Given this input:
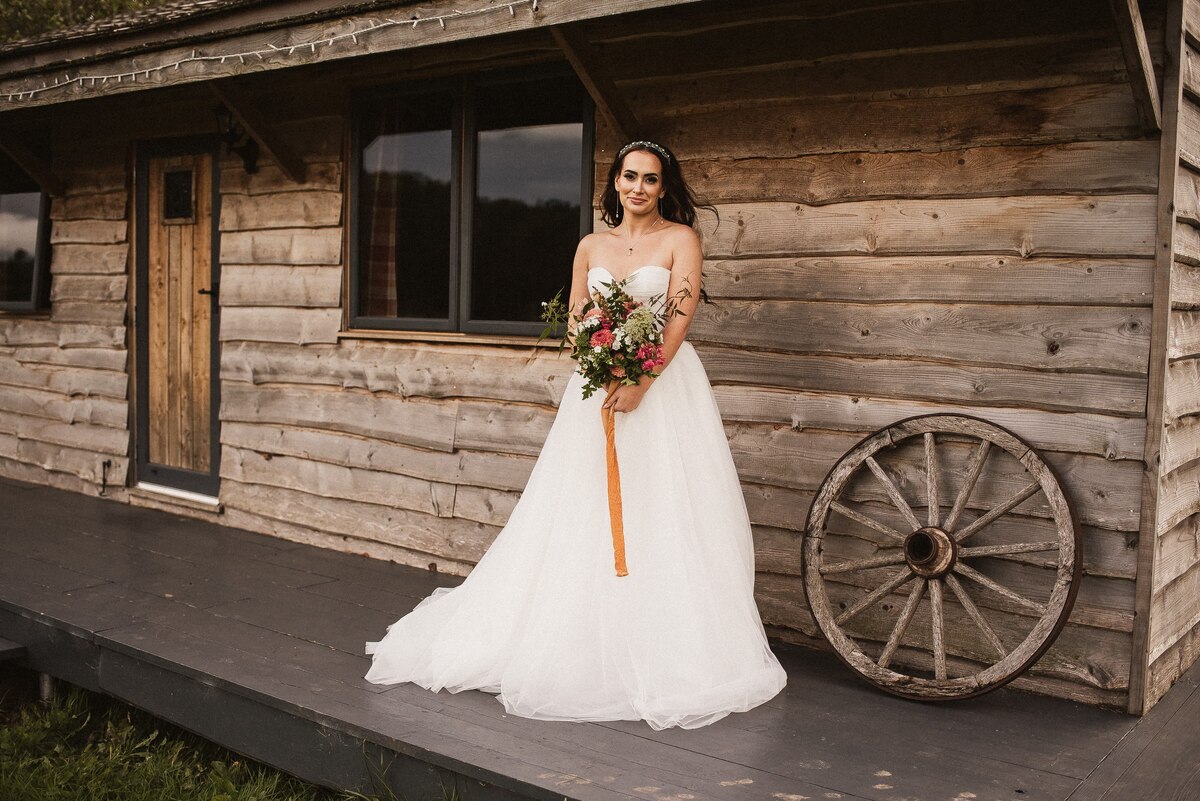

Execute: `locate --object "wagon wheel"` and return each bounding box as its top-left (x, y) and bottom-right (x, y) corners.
top-left (803, 414), bottom-right (1082, 700)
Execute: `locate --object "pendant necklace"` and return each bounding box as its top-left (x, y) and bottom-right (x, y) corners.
top-left (625, 216), bottom-right (663, 256)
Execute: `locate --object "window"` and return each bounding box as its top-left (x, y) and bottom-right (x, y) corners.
top-left (0, 149), bottom-right (50, 313)
top-left (350, 69), bottom-right (592, 334)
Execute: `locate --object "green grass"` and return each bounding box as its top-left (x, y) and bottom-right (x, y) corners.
top-left (0, 680), bottom-right (395, 801)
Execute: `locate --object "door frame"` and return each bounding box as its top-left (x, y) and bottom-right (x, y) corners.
top-left (133, 135), bottom-right (223, 496)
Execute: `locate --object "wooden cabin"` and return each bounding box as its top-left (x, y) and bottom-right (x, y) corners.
top-left (1, 0), bottom-right (1198, 715)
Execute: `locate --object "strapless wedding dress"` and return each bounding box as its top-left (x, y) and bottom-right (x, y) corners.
top-left (365, 265), bottom-right (787, 730)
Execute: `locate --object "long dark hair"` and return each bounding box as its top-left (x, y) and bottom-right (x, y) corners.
top-left (600, 141), bottom-right (700, 228)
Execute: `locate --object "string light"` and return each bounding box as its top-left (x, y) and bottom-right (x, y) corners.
top-left (3, 0), bottom-right (538, 102)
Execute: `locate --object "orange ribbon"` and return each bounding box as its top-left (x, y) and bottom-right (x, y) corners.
top-left (602, 405), bottom-right (628, 577)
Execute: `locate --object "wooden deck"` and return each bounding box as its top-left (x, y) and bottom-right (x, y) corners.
top-left (1, 475), bottom-right (1197, 801)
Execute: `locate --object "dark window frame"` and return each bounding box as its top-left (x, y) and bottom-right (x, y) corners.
top-left (0, 186), bottom-right (51, 314)
top-left (348, 65), bottom-right (594, 336)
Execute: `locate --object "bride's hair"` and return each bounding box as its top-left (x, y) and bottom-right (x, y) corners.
top-left (600, 141), bottom-right (700, 228)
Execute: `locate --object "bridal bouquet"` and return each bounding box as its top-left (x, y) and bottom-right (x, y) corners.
top-left (540, 278), bottom-right (686, 400)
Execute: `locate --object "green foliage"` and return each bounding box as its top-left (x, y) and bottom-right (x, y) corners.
top-left (0, 684), bottom-right (392, 801)
top-left (0, 0), bottom-right (166, 44)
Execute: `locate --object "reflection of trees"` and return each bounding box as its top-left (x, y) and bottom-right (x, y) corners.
top-left (0, 247), bottom-right (34, 302)
top-left (361, 169), bottom-right (580, 323)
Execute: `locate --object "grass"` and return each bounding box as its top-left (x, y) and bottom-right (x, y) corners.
top-left (0, 675), bottom-right (398, 801)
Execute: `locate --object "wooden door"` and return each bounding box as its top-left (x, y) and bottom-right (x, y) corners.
top-left (135, 141), bottom-right (220, 495)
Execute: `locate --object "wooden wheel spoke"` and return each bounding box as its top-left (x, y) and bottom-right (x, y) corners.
top-left (945, 573), bottom-right (1007, 659)
top-left (865, 456), bottom-right (922, 531)
top-left (954, 562), bottom-right (1046, 614)
top-left (929, 578), bottom-right (946, 680)
top-left (953, 480), bottom-right (1042, 543)
top-left (959, 541), bottom-right (1059, 559)
top-left (925, 432), bottom-right (940, 527)
top-left (879, 578), bottom-right (926, 668)
top-left (830, 501), bottom-right (907, 543)
top-left (944, 440), bottom-right (991, 532)
top-left (835, 568), bottom-right (915, 626)
top-left (820, 552), bottom-right (908, 575)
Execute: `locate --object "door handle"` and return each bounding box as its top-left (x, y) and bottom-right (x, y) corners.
top-left (198, 285), bottom-right (218, 297)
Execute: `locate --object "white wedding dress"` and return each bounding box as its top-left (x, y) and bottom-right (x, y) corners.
top-left (365, 265), bottom-right (787, 730)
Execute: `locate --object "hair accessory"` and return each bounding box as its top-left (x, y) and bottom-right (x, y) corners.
top-left (618, 140), bottom-right (671, 164)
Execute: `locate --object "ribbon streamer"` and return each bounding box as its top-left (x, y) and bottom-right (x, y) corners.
top-left (601, 405), bottom-right (628, 577)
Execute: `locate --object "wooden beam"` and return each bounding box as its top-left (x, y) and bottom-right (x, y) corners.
top-left (1111, 0), bottom-right (1163, 131)
top-left (208, 79), bottom-right (305, 183)
top-left (0, 134), bottom-right (63, 196)
top-left (1129, 0), bottom-right (1184, 716)
top-left (549, 24), bottom-right (640, 143)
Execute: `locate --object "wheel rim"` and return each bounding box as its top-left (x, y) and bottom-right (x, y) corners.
top-left (802, 414), bottom-right (1083, 700)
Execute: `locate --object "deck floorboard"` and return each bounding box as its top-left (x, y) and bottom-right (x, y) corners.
top-left (2, 476), bottom-right (1197, 801)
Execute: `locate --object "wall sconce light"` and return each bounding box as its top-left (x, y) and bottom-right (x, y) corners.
top-left (214, 103), bottom-right (259, 174)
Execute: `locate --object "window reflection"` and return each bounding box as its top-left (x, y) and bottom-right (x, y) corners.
top-left (0, 189), bottom-right (40, 305)
top-left (471, 79), bottom-right (583, 323)
top-left (358, 94), bottom-right (453, 320)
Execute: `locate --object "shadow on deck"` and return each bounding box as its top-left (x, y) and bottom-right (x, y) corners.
top-left (1, 476), bottom-right (1197, 801)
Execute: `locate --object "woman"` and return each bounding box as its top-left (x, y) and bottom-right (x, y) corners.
top-left (365, 141), bottom-right (787, 730)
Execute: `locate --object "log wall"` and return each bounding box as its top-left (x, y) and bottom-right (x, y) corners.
top-left (1144, 0), bottom-right (1200, 709)
top-left (0, 0), bottom-right (1184, 709)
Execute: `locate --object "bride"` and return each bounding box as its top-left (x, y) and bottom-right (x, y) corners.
top-left (365, 140), bottom-right (787, 730)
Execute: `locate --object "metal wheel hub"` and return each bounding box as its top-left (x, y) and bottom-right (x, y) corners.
top-left (904, 526), bottom-right (956, 578)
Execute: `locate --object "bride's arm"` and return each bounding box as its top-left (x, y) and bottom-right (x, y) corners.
top-left (566, 235), bottom-right (595, 334)
top-left (602, 228), bottom-right (702, 413)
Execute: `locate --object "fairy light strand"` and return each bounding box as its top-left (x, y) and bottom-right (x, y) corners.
top-left (3, 0), bottom-right (539, 102)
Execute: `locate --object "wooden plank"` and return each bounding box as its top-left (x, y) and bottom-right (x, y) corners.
top-left (10, 346), bottom-right (127, 372)
top-left (645, 84), bottom-right (1141, 160)
top-left (49, 301), bottom-right (127, 326)
top-left (1165, 357), bottom-right (1200, 418)
top-left (219, 422), bottom-right (535, 493)
top-left (49, 274), bottom-right (128, 302)
top-left (147, 157), bottom-right (167, 467)
top-left (0, 320), bottom-right (124, 348)
top-left (697, 196), bottom-right (1156, 259)
top-left (1170, 259), bottom-right (1200, 308)
top-left (682, 140), bottom-right (1159, 207)
top-left (1157, 458), bottom-right (1200, 534)
top-left (1110, 0), bottom-right (1162, 131)
top-left (60, 166), bottom-right (127, 196)
top-left (1180, 94), bottom-right (1200, 168)
top-left (218, 191), bottom-right (342, 231)
top-left (165, 214), bottom-right (182, 468)
top-left (220, 446), bottom-right (456, 519)
top-left (209, 79), bottom-right (307, 184)
top-left (220, 264), bottom-right (342, 307)
top-left (220, 227), bottom-right (342, 265)
top-left (220, 481), bottom-right (497, 566)
top-left (1174, 162), bottom-right (1200, 227)
top-left (219, 340), bottom-right (573, 406)
top-left (550, 24), bottom-right (638, 143)
top-left (194, 154), bottom-right (213, 473)
top-left (1147, 622), bottom-right (1200, 707)
top-left (219, 383), bottom-right (457, 453)
top-left (220, 161), bottom-right (341, 195)
top-left (712, 384), bottom-right (1145, 460)
top-left (0, 359), bottom-right (127, 399)
top-left (178, 192), bottom-right (196, 470)
top-left (49, 219), bottom-right (126, 245)
top-left (1172, 216), bottom-right (1200, 265)
top-left (699, 346), bottom-right (1147, 416)
top-left (50, 243), bottom-right (128, 275)
top-left (219, 307), bottom-right (342, 345)
top-left (1153, 511), bottom-right (1200, 592)
top-left (0, 409), bottom-right (130, 456)
top-left (0, 0), bottom-right (709, 111)
top-left (692, 301), bottom-right (1151, 374)
top-left (1161, 413), bottom-right (1200, 473)
top-left (1149, 559), bottom-right (1200, 663)
top-left (0, 439), bottom-right (129, 485)
top-left (454, 401), bottom-right (555, 457)
top-left (0, 384), bottom-right (127, 428)
top-left (701, 255), bottom-right (1153, 305)
top-left (1167, 308), bottom-right (1200, 358)
top-left (48, 190), bottom-right (127, 221)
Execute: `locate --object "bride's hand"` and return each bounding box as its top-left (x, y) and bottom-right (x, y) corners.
top-left (602, 381), bottom-right (649, 414)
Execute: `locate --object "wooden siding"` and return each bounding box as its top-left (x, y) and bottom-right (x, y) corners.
top-left (0, 0), bottom-right (1180, 709)
top-left (1145, 0), bottom-right (1200, 710)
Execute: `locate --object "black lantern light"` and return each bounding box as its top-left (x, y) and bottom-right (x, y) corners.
top-left (214, 103), bottom-right (259, 174)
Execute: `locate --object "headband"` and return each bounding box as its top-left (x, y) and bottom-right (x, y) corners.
top-left (618, 140), bottom-right (671, 164)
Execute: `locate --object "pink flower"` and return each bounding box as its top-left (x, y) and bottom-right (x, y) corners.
top-left (611, 366), bottom-right (626, 378)
top-left (590, 329), bottom-right (615, 348)
top-left (642, 359), bottom-right (656, 370)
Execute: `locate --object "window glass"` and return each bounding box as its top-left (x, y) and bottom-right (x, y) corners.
top-left (0, 151), bottom-right (46, 310)
top-left (470, 78), bottom-right (584, 323)
top-left (357, 92), bottom-right (453, 320)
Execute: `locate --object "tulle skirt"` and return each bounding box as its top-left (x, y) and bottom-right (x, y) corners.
top-left (364, 342), bottom-right (787, 730)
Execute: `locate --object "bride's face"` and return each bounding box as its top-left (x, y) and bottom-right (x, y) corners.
top-left (615, 150), bottom-right (665, 219)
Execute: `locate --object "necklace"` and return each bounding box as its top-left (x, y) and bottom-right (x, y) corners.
top-left (624, 216), bottom-right (663, 255)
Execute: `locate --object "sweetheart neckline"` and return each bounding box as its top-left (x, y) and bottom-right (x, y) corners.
top-left (588, 265), bottom-right (671, 283)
